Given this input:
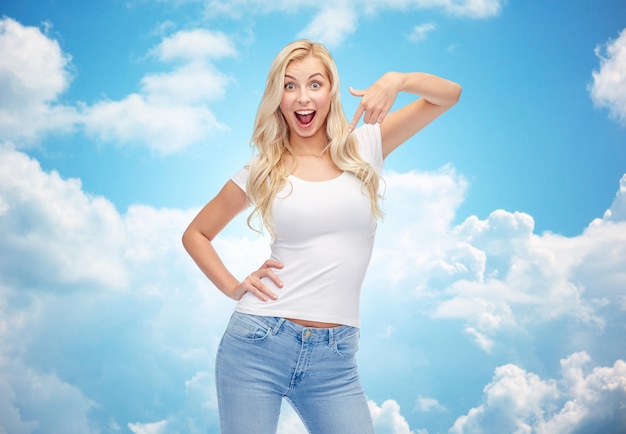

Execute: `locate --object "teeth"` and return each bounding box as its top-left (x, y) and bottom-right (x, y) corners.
top-left (295, 110), bottom-right (314, 115)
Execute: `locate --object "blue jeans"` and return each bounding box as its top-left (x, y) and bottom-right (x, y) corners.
top-left (215, 312), bottom-right (375, 434)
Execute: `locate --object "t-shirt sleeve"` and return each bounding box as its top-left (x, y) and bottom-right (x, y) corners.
top-left (354, 123), bottom-right (384, 170)
top-left (231, 165), bottom-right (249, 193)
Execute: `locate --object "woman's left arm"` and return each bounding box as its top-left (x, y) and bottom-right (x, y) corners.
top-left (348, 72), bottom-right (462, 159)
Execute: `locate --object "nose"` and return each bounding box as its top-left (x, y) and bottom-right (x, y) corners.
top-left (297, 88), bottom-right (310, 103)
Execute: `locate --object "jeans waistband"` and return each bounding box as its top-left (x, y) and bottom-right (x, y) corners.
top-left (231, 311), bottom-right (358, 344)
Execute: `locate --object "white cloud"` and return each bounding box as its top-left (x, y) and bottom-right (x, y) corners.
top-left (0, 144), bottom-right (235, 431)
top-left (371, 167), bottom-right (469, 287)
top-left (599, 174), bottom-right (626, 222)
top-left (464, 325), bottom-right (495, 352)
top-left (82, 93), bottom-right (225, 155)
top-left (0, 17), bottom-right (78, 143)
top-left (82, 29), bottom-right (235, 154)
top-left (276, 401), bottom-right (309, 433)
top-left (434, 0), bottom-right (503, 18)
top-left (140, 62), bottom-right (231, 105)
top-left (369, 399), bottom-right (416, 434)
top-left (590, 28), bottom-right (626, 126)
top-left (274, 398), bottom-right (421, 433)
top-left (450, 352), bottom-right (626, 434)
top-left (411, 203), bottom-right (624, 349)
top-left (368, 0), bottom-right (506, 18)
top-left (415, 396), bottom-right (446, 413)
top-left (0, 356), bottom-right (95, 434)
top-left (0, 144), bottom-right (128, 290)
top-left (409, 22), bottom-right (436, 42)
top-left (0, 18), bottom-right (234, 154)
top-left (297, 4), bottom-right (358, 48)
top-left (151, 28), bottom-right (237, 62)
top-left (128, 420), bottom-right (168, 434)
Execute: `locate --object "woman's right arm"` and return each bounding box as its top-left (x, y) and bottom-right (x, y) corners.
top-left (182, 180), bottom-right (282, 301)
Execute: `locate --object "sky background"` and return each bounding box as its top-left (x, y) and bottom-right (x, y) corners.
top-left (1, 0), bottom-right (625, 433)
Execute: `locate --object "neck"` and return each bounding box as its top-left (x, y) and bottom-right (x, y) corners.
top-left (292, 147), bottom-right (329, 158)
top-left (289, 134), bottom-right (329, 158)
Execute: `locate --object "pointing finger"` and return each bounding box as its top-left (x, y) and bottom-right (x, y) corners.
top-left (348, 105), bottom-right (364, 133)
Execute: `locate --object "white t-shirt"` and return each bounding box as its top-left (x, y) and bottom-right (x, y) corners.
top-left (230, 124), bottom-right (384, 327)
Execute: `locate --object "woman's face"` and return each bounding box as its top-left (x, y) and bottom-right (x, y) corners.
top-left (279, 55), bottom-right (332, 144)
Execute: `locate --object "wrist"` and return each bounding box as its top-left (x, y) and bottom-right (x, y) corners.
top-left (384, 71), bottom-right (404, 92)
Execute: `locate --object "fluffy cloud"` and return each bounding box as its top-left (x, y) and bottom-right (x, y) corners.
top-left (433, 0), bottom-right (503, 18)
top-left (83, 29), bottom-right (235, 154)
top-left (590, 28), bottom-right (626, 126)
top-left (82, 92), bottom-right (224, 155)
top-left (0, 143), bottom-right (229, 431)
top-left (150, 28), bottom-right (237, 62)
top-left (347, 172), bottom-right (625, 433)
top-left (369, 399), bottom-right (419, 434)
top-left (365, 169), bottom-right (626, 356)
top-left (273, 398), bottom-right (420, 433)
top-left (0, 18), bottom-right (233, 154)
top-left (415, 396), bottom-right (446, 413)
top-left (297, 4), bottom-right (358, 48)
top-left (128, 420), bottom-right (168, 434)
top-left (0, 143), bottom-right (128, 290)
top-left (0, 17), bottom-right (78, 143)
top-left (367, 0), bottom-right (504, 19)
top-left (0, 356), bottom-right (95, 434)
top-left (450, 352), bottom-right (626, 434)
top-left (409, 23), bottom-right (437, 43)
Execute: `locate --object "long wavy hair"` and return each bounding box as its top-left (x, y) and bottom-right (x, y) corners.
top-left (246, 40), bottom-right (383, 235)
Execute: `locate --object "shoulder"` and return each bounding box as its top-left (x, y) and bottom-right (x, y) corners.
top-left (353, 123), bottom-right (383, 169)
top-left (231, 165), bottom-right (249, 193)
top-left (231, 153), bottom-right (260, 193)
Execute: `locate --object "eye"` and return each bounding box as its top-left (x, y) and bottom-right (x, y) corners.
top-left (284, 82), bottom-right (296, 91)
top-left (310, 81), bottom-right (322, 89)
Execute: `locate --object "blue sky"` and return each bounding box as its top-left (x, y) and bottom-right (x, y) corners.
top-left (1, 0), bottom-right (625, 433)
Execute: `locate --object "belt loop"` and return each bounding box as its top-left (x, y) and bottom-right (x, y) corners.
top-left (328, 327), bottom-right (334, 346)
top-left (273, 317), bottom-right (286, 335)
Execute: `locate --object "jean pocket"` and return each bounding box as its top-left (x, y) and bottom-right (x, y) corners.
top-left (226, 313), bottom-right (272, 342)
top-left (331, 329), bottom-right (360, 358)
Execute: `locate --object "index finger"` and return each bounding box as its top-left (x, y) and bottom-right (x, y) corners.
top-left (348, 105), bottom-right (364, 133)
top-left (261, 259), bottom-right (283, 270)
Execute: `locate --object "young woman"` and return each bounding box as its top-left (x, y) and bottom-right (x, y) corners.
top-left (182, 39), bottom-right (461, 434)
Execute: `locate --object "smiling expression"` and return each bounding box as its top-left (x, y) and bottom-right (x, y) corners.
top-left (279, 55), bottom-right (332, 147)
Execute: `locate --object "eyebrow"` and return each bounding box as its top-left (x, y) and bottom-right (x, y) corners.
top-left (284, 72), bottom-right (325, 80)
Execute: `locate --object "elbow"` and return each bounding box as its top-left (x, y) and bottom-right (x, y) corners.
top-left (181, 225), bottom-right (198, 254)
top-left (181, 227), bottom-right (192, 253)
top-left (182, 225), bottom-right (213, 254)
top-left (429, 81), bottom-right (462, 108)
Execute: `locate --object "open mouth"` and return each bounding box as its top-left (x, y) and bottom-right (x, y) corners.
top-left (295, 110), bottom-right (316, 127)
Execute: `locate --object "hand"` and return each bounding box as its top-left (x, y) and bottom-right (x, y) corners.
top-left (233, 259), bottom-right (283, 301)
top-left (348, 72), bottom-right (401, 132)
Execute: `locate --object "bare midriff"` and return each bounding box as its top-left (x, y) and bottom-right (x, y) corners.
top-left (287, 318), bottom-right (342, 328)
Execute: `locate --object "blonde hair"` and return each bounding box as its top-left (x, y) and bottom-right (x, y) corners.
top-left (246, 39), bottom-right (383, 235)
